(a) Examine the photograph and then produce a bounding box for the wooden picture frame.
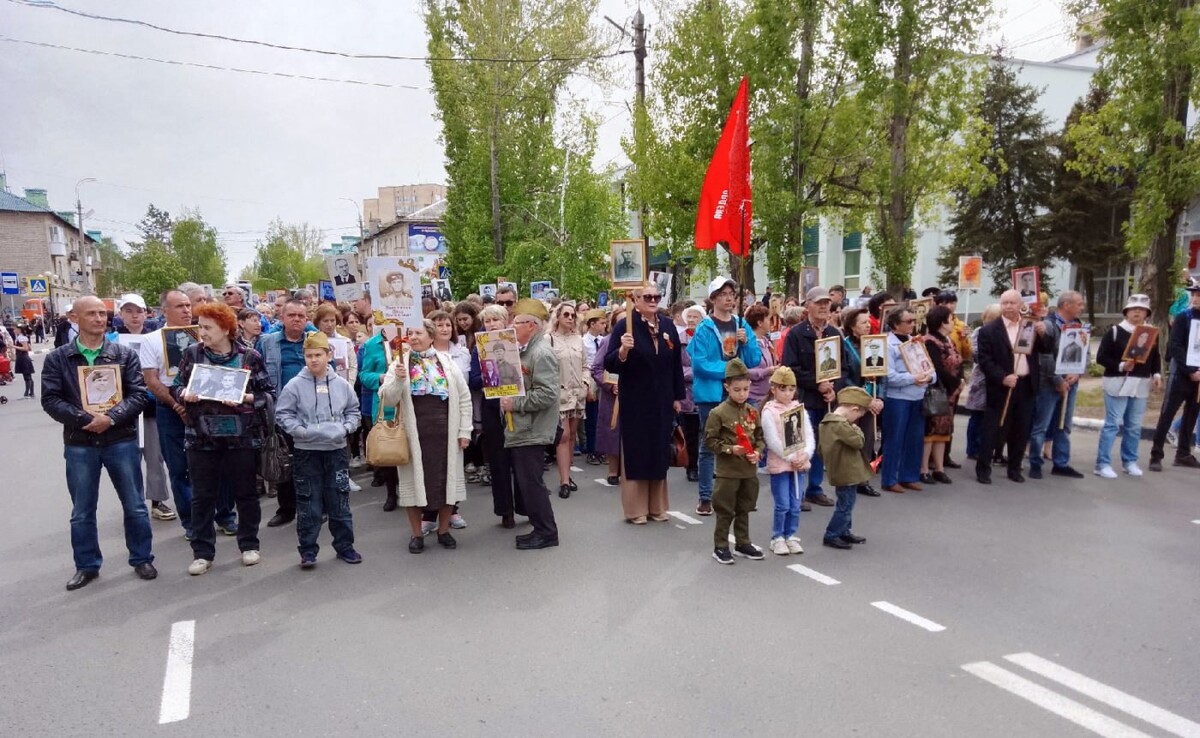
[780,405,806,456]
[78,365,123,413]
[1121,325,1158,365]
[609,239,648,289]
[800,266,820,299]
[910,296,933,333]
[815,335,842,383]
[859,334,888,378]
[898,338,934,377]
[161,326,200,377]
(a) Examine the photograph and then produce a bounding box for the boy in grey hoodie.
[276,331,363,568]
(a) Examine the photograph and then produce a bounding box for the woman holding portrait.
[839,307,885,496]
[880,308,934,494]
[918,306,963,484]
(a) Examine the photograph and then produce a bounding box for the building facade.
[362,183,447,233]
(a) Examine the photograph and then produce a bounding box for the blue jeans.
[64,440,154,571]
[1028,384,1077,470]
[805,408,826,498]
[293,448,355,557]
[824,484,858,541]
[697,402,718,501]
[769,471,803,539]
[1169,412,1200,436]
[966,410,984,458]
[881,397,924,487]
[1096,393,1148,469]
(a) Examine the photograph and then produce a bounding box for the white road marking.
[962,661,1153,738]
[870,601,946,632]
[666,510,702,525]
[1004,652,1200,738]
[594,478,616,487]
[1192,520,1200,525]
[675,524,687,530]
[158,620,196,724]
[570,465,583,472]
[786,563,840,585]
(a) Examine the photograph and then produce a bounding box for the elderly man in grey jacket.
[500,298,561,550]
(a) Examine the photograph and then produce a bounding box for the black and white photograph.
[801,266,820,298]
[77,365,122,413]
[898,338,934,376]
[432,278,453,302]
[326,253,365,302]
[1013,266,1040,305]
[530,280,553,301]
[609,239,647,288]
[497,281,517,297]
[161,326,200,377]
[1055,327,1090,374]
[910,296,933,332]
[186,364,251,403]
[815,335,842,383]
[648,270,673,300]
[780,405,806,456]
[860,334,888,378]
[479,283,497,299]
[1013,318,1037,355]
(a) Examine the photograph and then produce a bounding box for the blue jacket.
[258,328,317,393]
[358,333,393,421]
[686,315,762,404]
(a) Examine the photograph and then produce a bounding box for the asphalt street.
[1,351,1198,737]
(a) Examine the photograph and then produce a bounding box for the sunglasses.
[899,318,915,324]
[640,294,662,303]
[561,312,575,319]
[496,300,515,307]
[223,291,239,296]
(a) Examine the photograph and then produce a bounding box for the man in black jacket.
[1148,280,1200,470]
[974,290,1052,484]
[41,295,156,591]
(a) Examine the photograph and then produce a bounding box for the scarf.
[409,348,449,399]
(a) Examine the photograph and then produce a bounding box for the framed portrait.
[609,239,648,289]
[815,335,842,383]
[1120,325,1157,364]
[859,334,889,378]
[479,283,497,299]
[880,303,902,334]
[497,281,517,296]
[475,328,525,399]
[648,270,673,300]
[530,280,553,301]
[305,283,318,299]
[910,297,934,332]
[77,365,123,413]
[1013,318,1037,355]
[1055,327,1090,374]
[1012,266,1040,306]
[367,256,421,331]
[186,364,251,403]
[597,291,609,308]
[325,253,364,302]
[421,284,433,299]
[800,266,820,298]
[780,405,806,457]
[431,278,453,302]
[1186,320,1200,367]
[161,326,200,377]
[898,339,934,377]
[958,255,983,291]
[116,333,145,356]
[318,280,335,303]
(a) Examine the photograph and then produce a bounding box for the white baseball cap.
[117,293,147,311]
[707,276,737,298]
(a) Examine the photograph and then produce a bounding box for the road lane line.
[1192,520,1199,525]
[1004,653,1200,738]
[786,563,840,585]
[870,601,946,632]
[594,478,616,487]
[962,662,1153,738]
[158,620,195,724]
[666,511,702,525]
[570,465,583,472]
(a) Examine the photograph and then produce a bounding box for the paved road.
[2,353,1198,737]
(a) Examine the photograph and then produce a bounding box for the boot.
[383,493,398,512]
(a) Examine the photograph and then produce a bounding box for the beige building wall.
[0,211,97,311]
[362,183,446,230]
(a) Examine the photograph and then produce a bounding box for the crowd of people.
[35,271,1200,588]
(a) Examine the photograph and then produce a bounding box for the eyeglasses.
[223,291,239,296]
[899,318,916,324]
[497,300,515,307]
[561,312,575,319]
[640,294,662,303]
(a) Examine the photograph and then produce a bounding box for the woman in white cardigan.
[379,320,472,553]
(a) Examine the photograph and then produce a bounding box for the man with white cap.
[1148,278,1200,470]
[116,293,175,521]
[686,276,763,516]
[1093,294,1162,478]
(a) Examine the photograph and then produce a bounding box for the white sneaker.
[241,550,261,566]
[770,537,789,555]
[786,536,805,555]
[1123,462,1143,477]
[347,479,362,492]
[450,513,467,529]
[188,558,212,576]
[1094,465,1118,479]
[349,455,365,469]
[421,520,437,536]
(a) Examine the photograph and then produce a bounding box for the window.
[1092,261,1140,315]
[802,225,820,267]
[842,231,862,290]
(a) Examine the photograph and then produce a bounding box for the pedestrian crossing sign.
[29,278,49,295]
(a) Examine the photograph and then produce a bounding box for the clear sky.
[0,0,1079,281]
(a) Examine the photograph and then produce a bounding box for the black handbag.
[922,385,950,417]
[259,394,292,484]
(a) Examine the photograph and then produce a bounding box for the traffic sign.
[1,272,17,295]
[28,278,49,296]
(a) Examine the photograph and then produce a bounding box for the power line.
[6,0,630,65]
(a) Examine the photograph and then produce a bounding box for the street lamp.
[338,197,365,252]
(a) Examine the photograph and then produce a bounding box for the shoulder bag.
[366,400,411,467]
[259,394,292,484]
[669,423,689,468]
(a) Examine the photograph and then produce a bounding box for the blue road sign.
[1,272,18,295]
[28,278,49,296]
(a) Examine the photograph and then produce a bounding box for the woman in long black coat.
[604,283,685,524]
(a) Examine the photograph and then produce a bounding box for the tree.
[137,204,173,246]
[1034,87,1132,325]
[248,219,326,291]
[93,236,128,297]
[938,59,1056,296]
[171,210,227,287]
[839,0,991,294]
[122,240,188,302]
[1066,0,1200,332]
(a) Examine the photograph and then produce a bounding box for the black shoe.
[976,474,992,485]
[712,547,734,565]
[823,537,852,550]
[408,536,424,554]
[686,469,699,482]
[840,533,866,544]
[66,570,99,591]
[1051,465,1084,478]
[1028,467,1043,480]
[606,475,620,486]
[919,473,934,484]
[1173,455,1200,468]
[437,532,457,549]
[808,494,835,507]
[382,495,398,512]
[732,543,764,560]
[516,534,559,550]
[267,513,294,527]
[516,530,537,542]
[944,458,962,469]
[931,471,952,484]
[501,515,516,529]
[992,455,1008,466]
[857,483,881,497]
[134,562,158,580]
[567,478,578,492]
[1149,459,1163,472]
[1008,471,1026,483]
[558,484,571,499]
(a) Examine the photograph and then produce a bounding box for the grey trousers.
[142,414,170,502]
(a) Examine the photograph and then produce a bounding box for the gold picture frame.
[815,335,842,383]
[609,239,648,289]
[859,334,888,379]
[78,365,123,414]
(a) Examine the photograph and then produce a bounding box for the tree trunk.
[883,11,914,295]
[786,0,817,303]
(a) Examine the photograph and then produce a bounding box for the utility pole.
[606,9,648,241]
[75,177,96,296]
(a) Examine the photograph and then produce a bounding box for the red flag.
[695,76,752,256]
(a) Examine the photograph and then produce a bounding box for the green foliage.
[93,236,127,297]
[171,210,227,287]
[123,240,188,303]
[245,219,326,292]
[939,59,1056,296]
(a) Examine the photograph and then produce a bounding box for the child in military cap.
[819,386,874,550]
[704,358,765,565]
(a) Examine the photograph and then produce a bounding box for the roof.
[0,188,99,242]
